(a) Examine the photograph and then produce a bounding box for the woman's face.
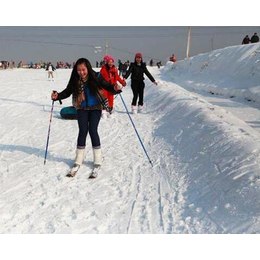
[135,57,142,63]
[77,63,88,80]
[108,60,114,68]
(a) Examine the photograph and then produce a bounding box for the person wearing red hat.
[124,53,157,114]
[103,55,110,64]
[100,55,126,118]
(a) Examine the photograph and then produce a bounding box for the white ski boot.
[89,148,102,179]
[138,105,144,113]
[89,166,100,179]
[132,105,137,114]
[66,148,85,177]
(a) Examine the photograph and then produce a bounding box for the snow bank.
[163,43,260,102]
[146,77,260,233]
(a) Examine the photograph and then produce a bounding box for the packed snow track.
[1,65,260,233]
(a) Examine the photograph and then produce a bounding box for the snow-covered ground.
[163,42,260,102]
[163,43,260,135]
[1,46,260,233]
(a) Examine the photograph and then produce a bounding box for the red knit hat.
[107,56,115,62]
[103,55,110,63]
[135,52,142,58]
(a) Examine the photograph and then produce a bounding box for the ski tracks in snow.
[2,68,260,233]
[0,69,215,233]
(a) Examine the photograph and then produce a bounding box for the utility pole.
[105,39,108,55]
[186,26,191,58]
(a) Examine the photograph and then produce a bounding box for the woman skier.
[46,62,55,80]
[123,53,157,114]
[100,55,126,118]
[51,58,121,178]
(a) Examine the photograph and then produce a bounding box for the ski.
[66,163,80,178]
[89,165,101,179]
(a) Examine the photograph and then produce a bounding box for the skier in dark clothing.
[124,53,158,114]
[122,62,128,77]
[118,62,124,76]
[150,59,153,67]
[242,35,251,44]
[51,58,121,178]
[251,33,259,43]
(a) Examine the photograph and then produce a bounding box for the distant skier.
[9,60,14,69]
[150,59,153,67]
[124,53,158,114]
[51,58,120,178]
[170,54,177,62]
[242,35,251,44]
[18,61,23,68]
[122,62,128,77]
[46,62,55,80]
[156,61,162,68]
[100,56,126,118]
[118,61,124,76]
[251,33,259,43]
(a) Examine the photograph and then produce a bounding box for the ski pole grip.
[53,90,62,105]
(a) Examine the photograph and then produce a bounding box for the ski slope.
[1,53,260,233]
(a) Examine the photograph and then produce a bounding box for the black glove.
[52,90,62,105]
[108,86,122,95]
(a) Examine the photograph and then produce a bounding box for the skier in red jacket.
[170,54,177,63]
[100,56,126,118]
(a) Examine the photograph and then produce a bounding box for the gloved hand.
[51,92,58,100]
[51,91,62,104]
[114,84,121,91]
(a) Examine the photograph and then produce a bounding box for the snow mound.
[147,77,260,233]
[163,43,260,102]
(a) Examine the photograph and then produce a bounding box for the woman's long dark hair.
[67,58,101,95]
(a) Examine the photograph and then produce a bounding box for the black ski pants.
[131,80,145,106]
[77,109,101,149]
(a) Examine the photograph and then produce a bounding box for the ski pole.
[44,99,54,165]
[119,93,153,167]
[44,91,61,165]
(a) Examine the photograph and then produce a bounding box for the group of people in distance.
[51,52,157,177]
[242,33,259,44]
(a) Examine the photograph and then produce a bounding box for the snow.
[163,42,260,102]
[1,45,260,233]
